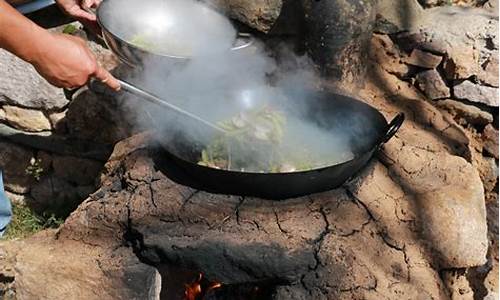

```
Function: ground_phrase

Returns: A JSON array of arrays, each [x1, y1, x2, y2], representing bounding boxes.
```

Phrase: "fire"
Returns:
[[184, 273, 222, 300]]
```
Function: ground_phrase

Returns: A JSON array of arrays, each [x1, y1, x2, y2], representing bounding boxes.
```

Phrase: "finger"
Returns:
[[81, 0, 98, 10], [86, 0, 102, 9], [68, 6, 96, 21], [93, 66, 121, 91]]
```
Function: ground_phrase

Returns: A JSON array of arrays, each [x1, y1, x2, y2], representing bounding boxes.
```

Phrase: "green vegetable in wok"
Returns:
[[129, 33, 193, 56], [129, 34, 158, 52], [198, 106, 351, 173]]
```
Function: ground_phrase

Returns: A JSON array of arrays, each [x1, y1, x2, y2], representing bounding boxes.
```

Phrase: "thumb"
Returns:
[[93, 65, 121, 91]]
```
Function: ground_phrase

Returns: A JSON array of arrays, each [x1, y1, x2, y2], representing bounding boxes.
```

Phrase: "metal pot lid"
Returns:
[[97, 0, 237, 57]]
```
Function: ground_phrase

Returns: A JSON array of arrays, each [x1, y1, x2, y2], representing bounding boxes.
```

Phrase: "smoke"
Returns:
[[114, 0, 362, 172]]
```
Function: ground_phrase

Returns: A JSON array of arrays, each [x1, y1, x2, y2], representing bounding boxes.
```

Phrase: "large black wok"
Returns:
[[153, 90, 404, 200]]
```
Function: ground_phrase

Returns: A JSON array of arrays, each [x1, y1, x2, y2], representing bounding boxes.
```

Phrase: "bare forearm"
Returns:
[[0, 0, 48, 63]]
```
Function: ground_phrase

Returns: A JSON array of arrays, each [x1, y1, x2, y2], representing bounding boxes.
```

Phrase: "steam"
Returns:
[[116, 0, 359, 171]]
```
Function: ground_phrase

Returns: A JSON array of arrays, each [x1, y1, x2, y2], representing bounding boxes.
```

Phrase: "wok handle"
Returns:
[[63, 77, 110, 100], [383, 113, 405, 143], [231, 33, 254, 51]]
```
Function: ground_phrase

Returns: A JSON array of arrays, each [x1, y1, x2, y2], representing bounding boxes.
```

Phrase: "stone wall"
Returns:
[[0, 24, 133, 215]]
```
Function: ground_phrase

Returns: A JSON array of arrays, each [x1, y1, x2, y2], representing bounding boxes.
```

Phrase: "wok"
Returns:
[[96, 0, 253, 67], [152, 89, 404, 200]]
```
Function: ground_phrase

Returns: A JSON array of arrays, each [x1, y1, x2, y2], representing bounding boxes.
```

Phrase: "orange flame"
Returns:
[[184, 273, 222, 300]]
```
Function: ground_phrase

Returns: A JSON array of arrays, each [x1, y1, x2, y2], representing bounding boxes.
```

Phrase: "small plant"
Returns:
[[25, 158, 43, 181], [2, 204, 64, 240]]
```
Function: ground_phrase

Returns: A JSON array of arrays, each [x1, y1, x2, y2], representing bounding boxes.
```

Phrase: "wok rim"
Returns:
[[96, 0, 239, 60]]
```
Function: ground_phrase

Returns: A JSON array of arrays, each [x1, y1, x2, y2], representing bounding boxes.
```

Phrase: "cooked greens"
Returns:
[[128, 33, 193, 56], [129, 34, 158, 52], [198, 106, 353, 173]]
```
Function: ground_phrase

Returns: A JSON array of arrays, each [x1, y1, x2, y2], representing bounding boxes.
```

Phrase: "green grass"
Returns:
[[2, 203, 64, 240]]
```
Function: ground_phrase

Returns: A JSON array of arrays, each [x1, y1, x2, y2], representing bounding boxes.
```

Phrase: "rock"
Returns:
[[370, 34, 411, 78], [0, 141, 34, 194], [273, 285, 309, 300], [444, 46, 482, 80], [48, 110, 67, 132], [303, 0, 376, 89], [37, 151, 53, 173], [30, 175, 80, 213], [382, 140, 488, 268], [0, 107, 5, 121], [65, 89, 132, 145], [484, 0, 499, 15], [87, 37, 119, 72], [483, 124, 499, 159], [4, 191, 34, 206], [478, 51, 499, 87], [0, 232, 161, 300], [2, 105, 51, 132], [394, 32, 448, 54], [388, 6, 497, 83], [442, 270, 474, 300], [478, 156, 499, 193], [436, 99, 494, 126], [419, 0, 487, 8], [375, 0, 424, 34], [210, 0, 283, 33], [483, 195, 499, 300], [405, 48, 442, 68], [0, 49, 69, 111], [454, 80, 499, 107], [0, 123, 112, 161], [52, 156, 103, 186], [415, 69, 451, 99]]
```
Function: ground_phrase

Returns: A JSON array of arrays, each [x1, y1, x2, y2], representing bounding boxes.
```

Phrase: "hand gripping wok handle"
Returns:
[[383, 113, 405, 143]]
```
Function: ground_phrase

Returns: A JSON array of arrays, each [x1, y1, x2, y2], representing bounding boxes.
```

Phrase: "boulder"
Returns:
[[303, 0, 376, 89], [380, 4, 498, 85], [442, 270, 475, 300], [0, 232, 161, 300], [478, 50, 500, 87], [454, 80, 499, 107], [483, 124, 499, 159], [52, 156, 103, 186], [0, 141, 34, 194], [0, 49, 68, 111], [48, 110, 67, 133], [382, 140, 488, 268], [375, 0, 424, 34], [2, 105, 51, 132], [415, 69, 450, 99], [478, 156, 499, 193], [65, 89, 132, 145], [418, 0, 487, 8], [443, 46, 482, 80], [210, 0, 283, 33], [30, 175, 82, 213], [4, 191, 34, 206], [405, 48, 442, 68], [370, 34, 411, 78], [436, 99, 494, 126]]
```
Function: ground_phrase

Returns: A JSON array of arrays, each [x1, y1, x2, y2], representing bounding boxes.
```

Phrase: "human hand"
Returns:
[[30, 32, 120, 90], [56, 0, 101, 22]]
